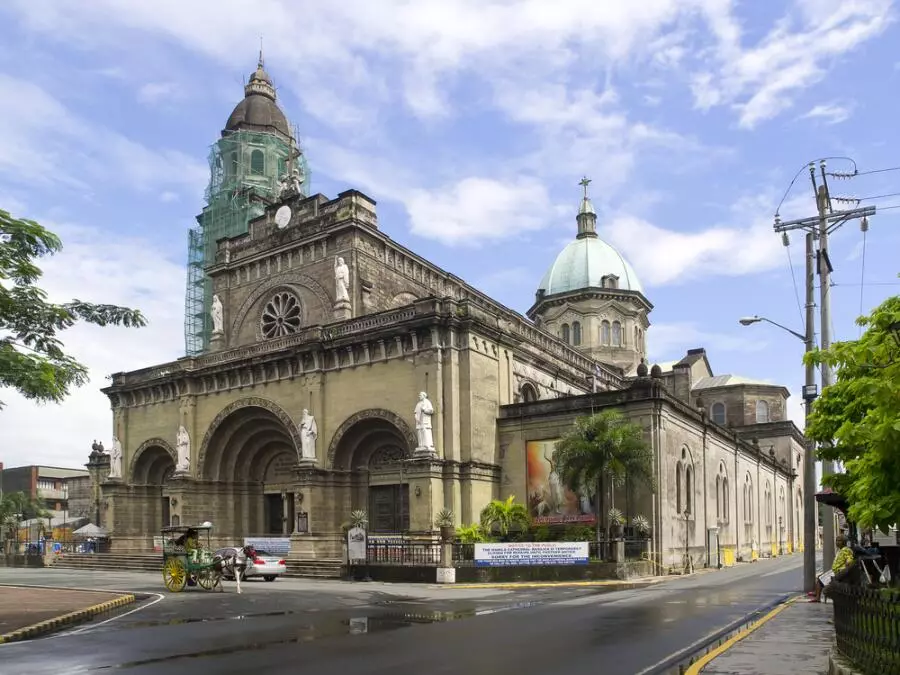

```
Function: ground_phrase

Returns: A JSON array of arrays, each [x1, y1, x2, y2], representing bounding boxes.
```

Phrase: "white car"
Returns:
[[214, 547, 287, 582]]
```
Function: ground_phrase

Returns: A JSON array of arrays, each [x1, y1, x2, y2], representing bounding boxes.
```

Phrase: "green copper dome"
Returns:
[[537, 233, 644, 295]]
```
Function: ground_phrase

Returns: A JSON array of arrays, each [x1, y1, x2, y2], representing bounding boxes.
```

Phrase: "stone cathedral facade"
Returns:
[[94, 60, 806, 570]]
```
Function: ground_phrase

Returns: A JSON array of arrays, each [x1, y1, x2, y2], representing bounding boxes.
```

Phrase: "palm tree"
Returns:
[[553, 409, 656, 541], [480, 495, 530, 540]]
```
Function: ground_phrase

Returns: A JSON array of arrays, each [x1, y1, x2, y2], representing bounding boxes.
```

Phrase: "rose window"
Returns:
[[261, 292, 302, 338]]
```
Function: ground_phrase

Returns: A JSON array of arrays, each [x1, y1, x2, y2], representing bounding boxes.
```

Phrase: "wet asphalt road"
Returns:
[[0, 555, 805, 675]]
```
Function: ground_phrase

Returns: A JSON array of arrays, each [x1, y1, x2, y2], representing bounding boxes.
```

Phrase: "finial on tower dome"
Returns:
[[576, 176, 598, 238], [579, 176, 591, 198], [258, 36, 265, 69]]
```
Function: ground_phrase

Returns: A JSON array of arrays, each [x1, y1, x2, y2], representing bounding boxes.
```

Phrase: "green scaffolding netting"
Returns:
[[184, 130, 309, 356]]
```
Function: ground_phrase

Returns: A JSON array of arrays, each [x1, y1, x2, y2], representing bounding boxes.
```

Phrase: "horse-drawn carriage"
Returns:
[[161, 523, 222, 592]]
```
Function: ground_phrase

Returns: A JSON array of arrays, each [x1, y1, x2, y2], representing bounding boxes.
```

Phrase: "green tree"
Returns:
[[553, 409, 656, 541], [0, 209, 146, 409], [0, 491, 49, 554], [805, 293, 900, 532], [479, 495, 530, 539]]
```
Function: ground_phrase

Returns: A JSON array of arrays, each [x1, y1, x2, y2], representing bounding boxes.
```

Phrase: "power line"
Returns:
[[784, 242, 805, 326]]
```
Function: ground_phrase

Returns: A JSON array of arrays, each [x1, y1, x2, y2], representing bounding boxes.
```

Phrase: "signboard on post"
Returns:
[[474, 541, 589, 567], [347, 527, 366, 562]]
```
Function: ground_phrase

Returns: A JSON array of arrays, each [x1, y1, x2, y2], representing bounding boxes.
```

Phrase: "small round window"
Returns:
[[261, 292, 302, 339]]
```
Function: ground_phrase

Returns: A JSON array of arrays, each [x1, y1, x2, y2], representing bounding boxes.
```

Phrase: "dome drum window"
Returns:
[[261, 291, 302, 339]]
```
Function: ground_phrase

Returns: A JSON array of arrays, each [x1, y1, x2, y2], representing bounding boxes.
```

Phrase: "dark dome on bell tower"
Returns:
[[223, 51, 292, 141]]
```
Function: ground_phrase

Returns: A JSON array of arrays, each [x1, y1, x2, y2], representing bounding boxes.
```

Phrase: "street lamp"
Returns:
[[740, 314, 819, 594]]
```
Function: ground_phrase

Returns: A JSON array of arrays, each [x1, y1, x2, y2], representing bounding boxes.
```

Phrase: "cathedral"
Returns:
[[93, 57, 806, 571]]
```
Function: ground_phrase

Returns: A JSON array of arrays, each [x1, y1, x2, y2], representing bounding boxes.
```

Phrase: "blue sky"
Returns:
[[1, 0, 899, 469]]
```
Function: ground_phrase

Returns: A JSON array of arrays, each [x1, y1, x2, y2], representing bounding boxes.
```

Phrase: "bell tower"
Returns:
[[184, 52, 310, 356]]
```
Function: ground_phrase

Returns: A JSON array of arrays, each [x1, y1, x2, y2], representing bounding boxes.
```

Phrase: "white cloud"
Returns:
[[649, 321, 770, 362], [0, 221, 184, 468], [802, 102, 853, 125], [0, 74, 206, 197], [137, 81, 179, 104], [406, 177, 554, 246], [786, 387, 806, 431], [695, 1, 892, 128]]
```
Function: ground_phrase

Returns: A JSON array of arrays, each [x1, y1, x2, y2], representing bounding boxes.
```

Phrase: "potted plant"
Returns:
[[632, 514, 650, 539], [608, 508, 625, 539], [435, 508, 455, 541], [349, 509, 368, 530]]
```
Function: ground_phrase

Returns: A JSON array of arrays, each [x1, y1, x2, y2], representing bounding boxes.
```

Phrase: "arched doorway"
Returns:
[[200, 400, 301, 539], [130, 440, 176, 532], [329, 411, 416, 533]]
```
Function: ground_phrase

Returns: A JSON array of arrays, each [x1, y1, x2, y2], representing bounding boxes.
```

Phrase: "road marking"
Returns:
[[65, 593, 166, 636], [682, 596, 801, 675]]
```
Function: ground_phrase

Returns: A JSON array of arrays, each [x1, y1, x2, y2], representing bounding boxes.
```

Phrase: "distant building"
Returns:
[[0, 464, 91, 521]]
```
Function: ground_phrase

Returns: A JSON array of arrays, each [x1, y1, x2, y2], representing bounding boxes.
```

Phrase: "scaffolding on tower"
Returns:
[[184, 126, 309, 356]]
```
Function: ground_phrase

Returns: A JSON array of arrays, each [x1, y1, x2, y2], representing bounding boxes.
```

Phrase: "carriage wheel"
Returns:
[[197, 567, 221, 591], [163, 557, 187, 592]]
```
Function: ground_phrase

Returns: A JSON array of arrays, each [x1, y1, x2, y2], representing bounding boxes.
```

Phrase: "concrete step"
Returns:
[[284, 559, 344, 579], [52, 554, 161, 572]]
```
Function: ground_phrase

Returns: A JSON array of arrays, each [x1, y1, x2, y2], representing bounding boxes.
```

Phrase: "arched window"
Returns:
[[765, 481, 772, 526], [600, 321, 611, 345], [572, 321, 582, 346], [685, 465, 693, 515], [521, 382, 538, 403], [250, 149, 265, 175], [561, 323, 570, 343], [716, 463, 729, 523], [676, 462, 683, 514], [612, 321, 622, 347], [723, 476, 729, 522], [711, 402, 726, 425], [756, 400, 770, 423]]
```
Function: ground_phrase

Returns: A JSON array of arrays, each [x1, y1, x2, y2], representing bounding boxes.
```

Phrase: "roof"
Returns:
[[224, 60, 292, 139], [538, 236, 644, 295], [692, 374, 777, 390]]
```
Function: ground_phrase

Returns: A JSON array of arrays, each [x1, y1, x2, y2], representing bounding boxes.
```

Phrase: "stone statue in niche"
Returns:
[[414, 391, 435, 453], [108, 437, 123, 479], [176, 425, 191, 473], [334, 257, 350, 304], [299, 409, 318, 462], [210, 295, 224, 334]]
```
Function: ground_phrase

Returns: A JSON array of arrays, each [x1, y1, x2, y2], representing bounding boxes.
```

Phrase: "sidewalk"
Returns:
[[0, 586, 135, 643], [698, 598, 833, 674]]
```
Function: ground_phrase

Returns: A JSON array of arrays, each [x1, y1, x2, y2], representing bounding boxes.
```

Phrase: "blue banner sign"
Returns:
[[474, 541, 589, 567]]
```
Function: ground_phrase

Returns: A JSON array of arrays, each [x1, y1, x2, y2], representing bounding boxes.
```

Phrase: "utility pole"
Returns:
[[774, 160, 875, 580], [811, 162, 836, 570], [802, 227, 818, 594]]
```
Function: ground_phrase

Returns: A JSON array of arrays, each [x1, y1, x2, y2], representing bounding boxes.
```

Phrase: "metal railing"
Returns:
[[831, 580, 900, 675], [366, 540, 442, 566]]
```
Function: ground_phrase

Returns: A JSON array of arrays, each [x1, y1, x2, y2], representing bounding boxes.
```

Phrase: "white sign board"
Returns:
[[474, 541, 589, 567], [347, 527, 367, 562]]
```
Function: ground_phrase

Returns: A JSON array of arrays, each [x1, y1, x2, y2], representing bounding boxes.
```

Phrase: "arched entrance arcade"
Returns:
[[329, 410, 416, 534], [198, 399, 302, 540], [129, 439, 176, 535]]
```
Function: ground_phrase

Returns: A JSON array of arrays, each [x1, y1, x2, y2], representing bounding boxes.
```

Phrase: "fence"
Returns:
[[366, 540, 442, 566], [831, 581, 900, 675]]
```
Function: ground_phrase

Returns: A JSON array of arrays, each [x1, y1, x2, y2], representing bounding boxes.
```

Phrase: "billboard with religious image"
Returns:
[[525, 439, 597, 525]]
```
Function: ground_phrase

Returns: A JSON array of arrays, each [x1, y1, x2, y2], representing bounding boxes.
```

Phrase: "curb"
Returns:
[[0, 594, 136, 644], [440, 578, 665, 590], [828, 647, 863, 675], [684, 595, 801, 674]]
